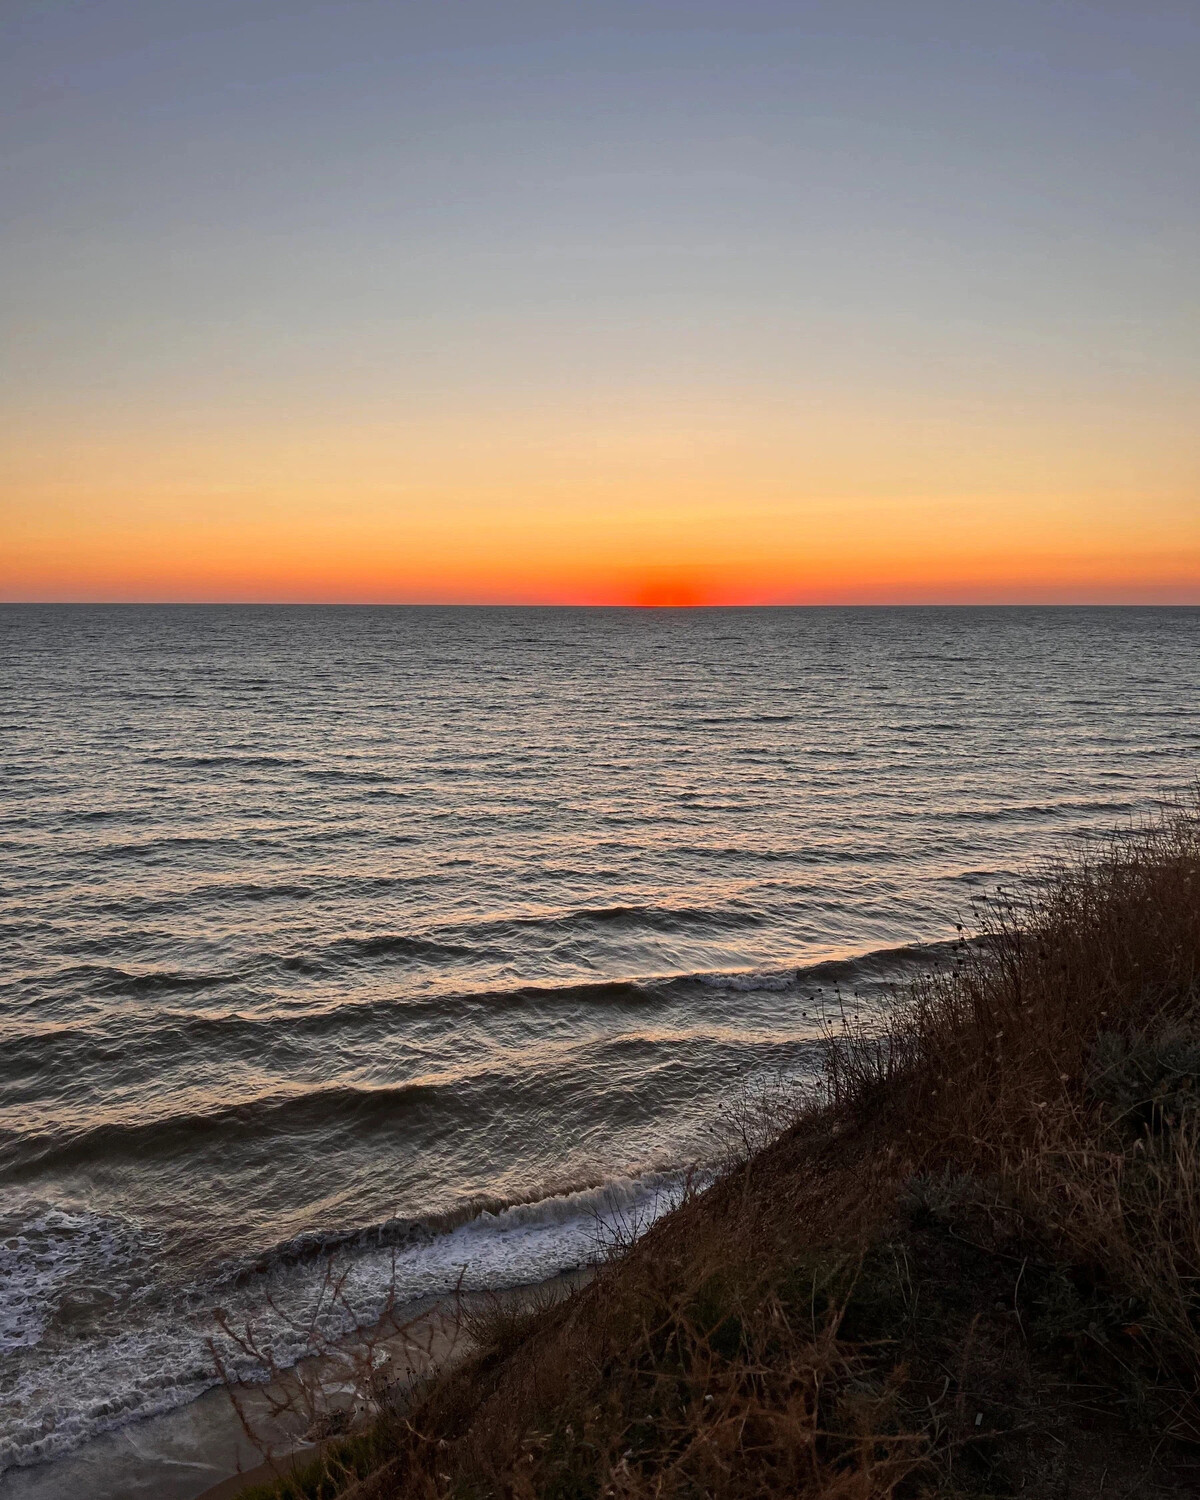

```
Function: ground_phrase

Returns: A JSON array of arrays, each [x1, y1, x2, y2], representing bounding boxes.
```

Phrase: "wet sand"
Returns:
[[4, 1273, 588, 1500]]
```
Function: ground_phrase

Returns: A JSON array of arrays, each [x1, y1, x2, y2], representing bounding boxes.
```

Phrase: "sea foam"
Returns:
[[0, 1170, 702, 1474]]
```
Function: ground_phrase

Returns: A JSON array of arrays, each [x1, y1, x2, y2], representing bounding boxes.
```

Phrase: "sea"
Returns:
[[2, 604, 1197, 1487]]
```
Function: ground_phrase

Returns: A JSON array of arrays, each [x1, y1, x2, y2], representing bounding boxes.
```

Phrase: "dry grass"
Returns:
[[238, 794, 1200, 1500], [827, 796, 1200, 1431]]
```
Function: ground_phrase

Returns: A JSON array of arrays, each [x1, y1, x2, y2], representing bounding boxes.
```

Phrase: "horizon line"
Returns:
[[4, 599, 1199, 610]]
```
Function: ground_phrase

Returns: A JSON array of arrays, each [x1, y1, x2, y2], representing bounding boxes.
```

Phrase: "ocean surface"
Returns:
[[2, 604, 1198, 1483]]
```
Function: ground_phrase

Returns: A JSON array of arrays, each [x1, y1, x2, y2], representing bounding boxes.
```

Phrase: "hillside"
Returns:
[[237, 798, 1200, 1499]]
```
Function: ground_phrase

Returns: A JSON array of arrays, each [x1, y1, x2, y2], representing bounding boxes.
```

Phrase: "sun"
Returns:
[[631, 573, 708, 608]]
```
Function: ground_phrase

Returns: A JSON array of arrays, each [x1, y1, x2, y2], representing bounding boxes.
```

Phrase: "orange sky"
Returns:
[[4, 5, 1199, 605], [4, 392, 1197, 604]]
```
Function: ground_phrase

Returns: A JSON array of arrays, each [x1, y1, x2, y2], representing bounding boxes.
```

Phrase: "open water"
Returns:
[[2, 604, 1198, 1482]]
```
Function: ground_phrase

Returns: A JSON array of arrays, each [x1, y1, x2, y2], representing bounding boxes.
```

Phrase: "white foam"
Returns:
[[0, 1205, 151, 1354], [698, 968, 801, 993], [0, 1170, 706, 1475]]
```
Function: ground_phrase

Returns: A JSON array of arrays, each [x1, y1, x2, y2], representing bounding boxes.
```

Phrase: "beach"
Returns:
[[3, 604, 1198, 1493], [232, 803, 1200, 1497], [3, 1273, 589, 1500]]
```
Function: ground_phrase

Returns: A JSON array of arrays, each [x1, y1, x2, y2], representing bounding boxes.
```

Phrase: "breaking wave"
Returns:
[[0, 1171, 705, 1474]]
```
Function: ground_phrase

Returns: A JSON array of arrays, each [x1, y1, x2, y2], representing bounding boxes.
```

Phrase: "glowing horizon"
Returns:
[[6, 388, 1196, 605], [3, 2, 1198, 606]]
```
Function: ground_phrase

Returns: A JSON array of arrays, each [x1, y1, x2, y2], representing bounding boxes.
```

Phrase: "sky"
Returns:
[[2, 0, 1198, 604]]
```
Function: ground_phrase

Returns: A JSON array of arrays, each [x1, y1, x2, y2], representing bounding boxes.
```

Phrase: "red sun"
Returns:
[[632, 574, 708, 608]]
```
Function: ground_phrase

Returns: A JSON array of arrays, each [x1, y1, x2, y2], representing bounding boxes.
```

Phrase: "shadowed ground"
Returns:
[[222, 795, 1200, 1498]]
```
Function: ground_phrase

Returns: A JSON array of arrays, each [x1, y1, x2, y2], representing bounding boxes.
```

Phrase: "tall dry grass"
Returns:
[[826, 795, 1200, 1432], [238, 795, 1200, 1499]]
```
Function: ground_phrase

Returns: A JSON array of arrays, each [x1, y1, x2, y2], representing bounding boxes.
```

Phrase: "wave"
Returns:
[[0, 938, 956, 1072], [304, 766, 394, 784], [297, 903, 765, 971], [503, 902, 764, 935], [0, 1171, 703, 1474], [1, 1079, 450, 1174], [45, 963, 235, 998], [0, 941, 951, 1179], [231, 1168, 706, 1278], [318, 932, 485, 964], [5, 1030, 791, 1172], [274, 905, 768, 965], [148, 753, 303, 769], [191, 880, 316, 903], [29, 892, 769, 950], [940, 798, 1138, 824]]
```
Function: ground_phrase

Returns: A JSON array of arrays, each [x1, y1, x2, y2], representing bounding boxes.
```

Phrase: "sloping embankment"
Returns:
[[238, 797, 1200, 1499]]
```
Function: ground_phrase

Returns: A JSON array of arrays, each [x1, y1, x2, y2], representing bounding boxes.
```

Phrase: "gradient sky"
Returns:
[[2, 0, 1198, 603]]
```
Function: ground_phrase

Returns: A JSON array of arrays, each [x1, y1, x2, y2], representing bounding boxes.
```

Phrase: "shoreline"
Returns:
[[193, 1270, 591, 1500], [190, 803, 1200, 1498], [1, 1273, 589, 1500], [2, 1171, 684, 1495]]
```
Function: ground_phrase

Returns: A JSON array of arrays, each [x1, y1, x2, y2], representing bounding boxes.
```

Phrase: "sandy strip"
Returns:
[[3, 1273, 588, 1500], [194, 1270, 590, 1500], [191, 1285, 485, 1500]]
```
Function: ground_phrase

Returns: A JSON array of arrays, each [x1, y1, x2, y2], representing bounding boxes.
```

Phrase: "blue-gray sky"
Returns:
[[3, 1, 1198, 601]]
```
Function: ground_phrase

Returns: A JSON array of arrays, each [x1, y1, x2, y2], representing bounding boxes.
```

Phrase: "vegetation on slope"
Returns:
[[240, 797, 1200, 1498]]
